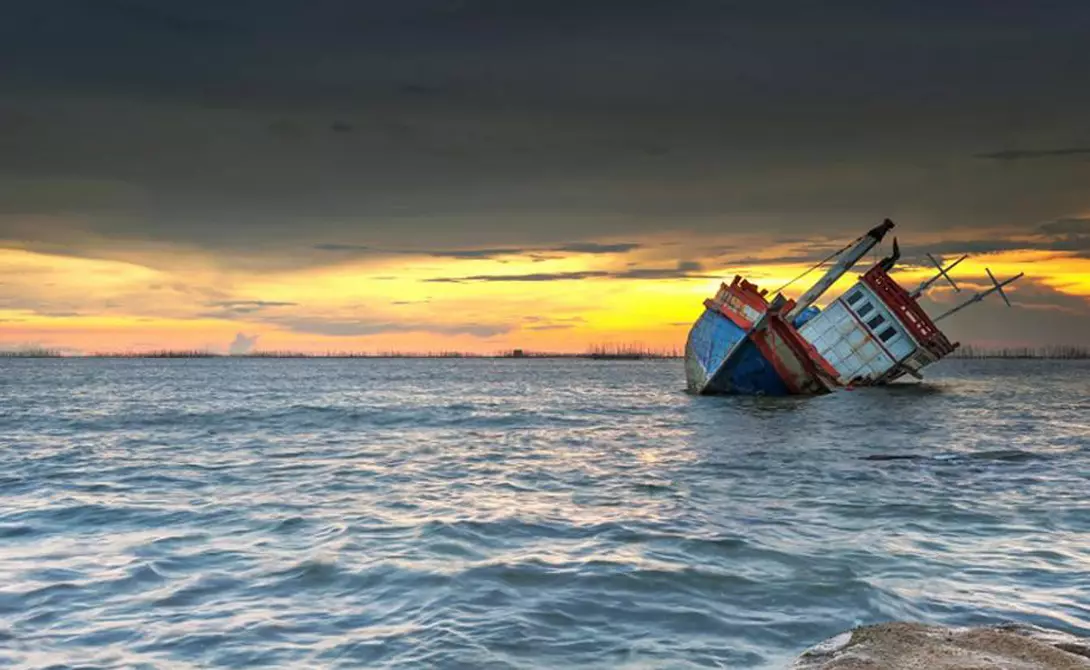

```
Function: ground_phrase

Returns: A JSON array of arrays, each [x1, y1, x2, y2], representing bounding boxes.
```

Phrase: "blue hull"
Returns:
[[684, 309, 791, 395]]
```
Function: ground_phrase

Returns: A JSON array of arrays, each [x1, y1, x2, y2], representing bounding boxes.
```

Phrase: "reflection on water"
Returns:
[[0, 358, 1088, 668]]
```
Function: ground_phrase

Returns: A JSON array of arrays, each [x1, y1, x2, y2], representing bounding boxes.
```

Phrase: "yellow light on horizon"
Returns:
[[2, 237, 1087, 354]]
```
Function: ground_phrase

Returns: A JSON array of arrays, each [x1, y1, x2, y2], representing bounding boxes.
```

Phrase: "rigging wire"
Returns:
[[770, 232, 867, 295]]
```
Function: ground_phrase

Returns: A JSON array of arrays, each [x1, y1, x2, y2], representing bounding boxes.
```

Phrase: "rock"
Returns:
[[792, 622, 1090, 669]]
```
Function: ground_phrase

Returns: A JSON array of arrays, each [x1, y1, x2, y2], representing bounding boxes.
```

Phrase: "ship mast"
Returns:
[[784, 219, 895, 321], [932, 269, 1024, 322], [910, 253, 967, 298]]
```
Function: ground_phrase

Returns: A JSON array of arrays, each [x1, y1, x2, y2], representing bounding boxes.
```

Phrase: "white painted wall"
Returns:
[[799, 282, 920, 383]]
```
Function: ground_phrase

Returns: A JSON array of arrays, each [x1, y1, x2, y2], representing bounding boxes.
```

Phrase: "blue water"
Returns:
[[1, 358, 1088, 669]]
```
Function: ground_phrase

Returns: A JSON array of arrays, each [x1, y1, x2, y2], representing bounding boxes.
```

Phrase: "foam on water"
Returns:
[[1, 358, 1088, 668]]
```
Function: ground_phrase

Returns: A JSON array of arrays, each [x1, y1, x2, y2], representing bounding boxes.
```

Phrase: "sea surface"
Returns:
[[1, 358, 1088, 669]]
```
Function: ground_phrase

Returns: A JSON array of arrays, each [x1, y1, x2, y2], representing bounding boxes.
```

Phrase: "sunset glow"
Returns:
[[3, 235, 1087, 354], [2, 1, 1089, 356]]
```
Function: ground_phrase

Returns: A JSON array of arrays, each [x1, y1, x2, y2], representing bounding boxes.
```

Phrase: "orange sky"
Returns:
[[4, 2, 1090, 356], [2, 230, 1087, 355]]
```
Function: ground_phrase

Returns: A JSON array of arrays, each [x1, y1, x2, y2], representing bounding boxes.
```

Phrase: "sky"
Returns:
[[1, 1, 1089, 354]]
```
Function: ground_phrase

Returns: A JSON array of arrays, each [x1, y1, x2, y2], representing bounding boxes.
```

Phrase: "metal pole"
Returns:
[[910, 254, 967, 297], [784, 219, 895, 321], [932, 272, 1024, 322]]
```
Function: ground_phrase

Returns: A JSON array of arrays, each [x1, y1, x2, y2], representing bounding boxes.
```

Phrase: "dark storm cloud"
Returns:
[[312, 241, 643, 259], [719, 240, 871, 268], [612, 268, 705, 279], [1038, 217, 1090, 237], [715, 216, 1090, 268], [417, 248, 527, 259], [721, 253, 827, 267], [201, 299, 298, 318], [916, 217, 1090, 258], [266, 316, 509, 338], [92, 0, 238, 35], [1, 1, 1089, 258], [975, 147, 1090, 161], [910, 239, 1046, 257], [552, 243, 642, 254], [313, 243, 370, 252], [424, 260, 710, 282], [613, 260, 713, 279], [425, 271, 611, 283], [418, 241, 643, 258]]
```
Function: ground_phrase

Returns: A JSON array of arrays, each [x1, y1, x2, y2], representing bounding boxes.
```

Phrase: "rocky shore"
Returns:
[[792, 622, 1090, 669]]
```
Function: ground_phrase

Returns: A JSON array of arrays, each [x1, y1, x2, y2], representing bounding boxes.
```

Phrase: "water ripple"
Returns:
[[0, 358, 1088, 668]]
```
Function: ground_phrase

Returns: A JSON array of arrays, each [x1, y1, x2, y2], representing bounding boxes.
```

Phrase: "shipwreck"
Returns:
[[684, 219, 1024, 395]]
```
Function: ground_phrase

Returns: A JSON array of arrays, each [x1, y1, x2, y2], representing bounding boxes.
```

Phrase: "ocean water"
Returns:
[[1, 358, 1088, 669]]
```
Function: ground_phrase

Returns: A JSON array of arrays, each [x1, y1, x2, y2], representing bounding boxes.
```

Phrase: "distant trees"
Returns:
[[85, 350, 218, 358], [4, 344, 1083, 360], [951, 344, 1090, 359], [0, 347, 683, 359], [0, 346, 62, 357], [584, 343, 681, 359]]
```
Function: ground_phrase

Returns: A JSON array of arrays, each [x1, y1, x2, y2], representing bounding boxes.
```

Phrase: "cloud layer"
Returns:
[[2, 1, 1088, 263], [1, 2, 1089, 350]]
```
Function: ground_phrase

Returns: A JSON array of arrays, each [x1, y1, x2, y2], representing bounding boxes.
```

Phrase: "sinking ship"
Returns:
[[685, 220, 1024, 395]]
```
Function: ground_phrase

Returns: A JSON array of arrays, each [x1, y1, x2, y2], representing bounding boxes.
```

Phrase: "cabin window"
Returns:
[[879, 326, 897, 342], [846, 290, 864, 306], [857, 302, 874, 317], [867, 314, 886, 330]]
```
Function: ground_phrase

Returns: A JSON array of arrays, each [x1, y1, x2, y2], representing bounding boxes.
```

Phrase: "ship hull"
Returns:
[[685, 307, 837, 396], [685, 267, 959, 396], [685, 310, 791, 395], [682, 221, 989, 396]]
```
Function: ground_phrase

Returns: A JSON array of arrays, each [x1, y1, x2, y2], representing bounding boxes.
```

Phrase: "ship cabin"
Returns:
[[797, 264, 958, 386]]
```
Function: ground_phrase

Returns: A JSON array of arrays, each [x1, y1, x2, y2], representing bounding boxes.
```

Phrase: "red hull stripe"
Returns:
[[752, 329, 803, 394], [768, 316, 840, 382], [751, 315, 838, 394], [724, 275, 771, 312], [704, 298, 753, 330]]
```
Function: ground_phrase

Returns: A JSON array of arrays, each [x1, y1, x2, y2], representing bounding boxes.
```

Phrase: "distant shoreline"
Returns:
[[3, 349, 1089, 360], [0, 348, 681, 360], [948, 345, 1090, 360]]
